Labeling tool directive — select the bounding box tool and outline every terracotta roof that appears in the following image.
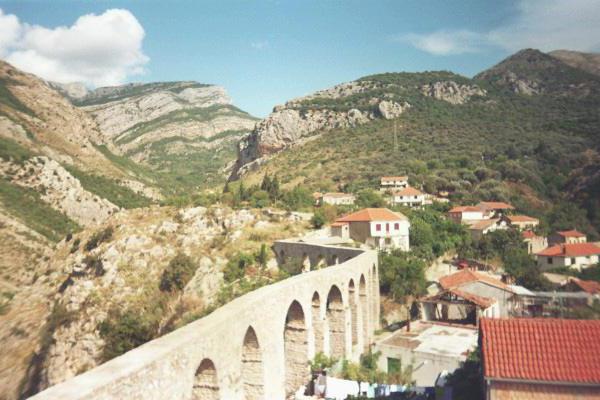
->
[522,230,537,239]
[381,176,408,182]
[508,215,539,223]
[422,288,496,308]
[330,222,348,227]
[439,269,511,292]
[336,208,407,222]
[480,318,600,384]
[466,218,499,231]
[449,206,482,213]
[536,243,600,257]
[392,186,424,196]
[323,192,355,198]
[568,277,600,295]
[557,229,586,238]
[478,201,515,210]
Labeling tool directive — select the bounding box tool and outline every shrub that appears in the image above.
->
[99,308,159,361]
[311,209,327,229]
[223,252,255,283]
[85,226,114,252]
[83,254,105,277]
[159,253,196,292]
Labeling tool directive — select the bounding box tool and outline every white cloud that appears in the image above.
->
[0,9,21,56]
[250,41,269,50]
[398,0,600,56]
[396,30,486,56]
[0,8,149,87]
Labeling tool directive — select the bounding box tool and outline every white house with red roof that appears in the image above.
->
[507,215,539,230]
[317,192,355,206]
[548,229,587,246]
[379,176,408,192]
[522,230,547,254]
[477,201,515,217]
[480,318,600,400]
[447,206,489,223]
[389,186,426,208]
[334,208,410,251]
[535,242,600,270]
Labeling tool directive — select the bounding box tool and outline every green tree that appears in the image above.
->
[311,209,327,229]
[250,190,270,208]
[223,252,255,283]
[159,253,197,292]
[356,189,385,208]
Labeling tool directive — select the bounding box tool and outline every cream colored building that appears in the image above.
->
[335,208,410,251]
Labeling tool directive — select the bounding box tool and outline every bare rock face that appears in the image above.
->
[0,156,119,227]
[231,79,411,178]
[420,81,487,104]
[494,72,542,95]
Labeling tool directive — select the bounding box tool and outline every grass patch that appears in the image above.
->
[0,177,80,241]
[0,136,34,165]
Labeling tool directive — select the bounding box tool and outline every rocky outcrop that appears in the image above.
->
[420,81,487,103]
[549,50,600,78]
[231,79,411,178]
[1,157,119,227]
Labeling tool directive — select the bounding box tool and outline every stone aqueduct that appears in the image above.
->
[30,241,380,400]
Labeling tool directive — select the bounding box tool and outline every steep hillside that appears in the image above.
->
[55,81,259,193]
[549,50,600,78]
[17,205,307,397]
[234,49,600,236]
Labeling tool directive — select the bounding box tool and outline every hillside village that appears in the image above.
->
[0,31,599,400]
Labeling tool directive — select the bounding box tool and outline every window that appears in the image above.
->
[375,224,381,231]
[394,223,399,230]
[548,257,553,264]
[386,223,390,232]
[571,258,576,265]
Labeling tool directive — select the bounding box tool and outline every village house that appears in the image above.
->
[421,287,500,325]
[334,208,410,251]
[480,318,600,400]
[548,229,587,246]
[429,269,522,319]
[535,242,600,271]
[477,201,515,218]
[379,176,408,192]
[317,192,355,206]
[507,215,539,230]
[465,218,508,241]
[522,230,548,254]
[389,186,426,208]
[447,206,489,224]
[329,221,350,239]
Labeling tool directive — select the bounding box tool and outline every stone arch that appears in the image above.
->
[326,285,346,358]
[371,264,378,330]
[242,326,264,400]
[284,300,309,395]
[316,254,327,269]
[359,274,368,350]
[348,279,358,346]
[192,358,219,400]
[312,292,324,354]
[302,254,310,272]
[332,255,339,265]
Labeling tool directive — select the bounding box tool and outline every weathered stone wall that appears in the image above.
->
[29,243,379,400]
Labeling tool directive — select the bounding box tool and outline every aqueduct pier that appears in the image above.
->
[29,240,380,400]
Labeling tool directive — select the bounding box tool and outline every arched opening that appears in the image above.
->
[312,292,324,354]
[326,285,346,358]
[279,249,286,264]
[242,326,264,400]
[371,264,378,330]
[284,300,309,395]
[316,255,326,269]
[302,254,310,272]
[348,279,358,346]
[359,275,368,350]
[332,255,339,265]
[192,358,219,400]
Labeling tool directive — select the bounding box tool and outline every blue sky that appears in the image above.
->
[1,0,599,116]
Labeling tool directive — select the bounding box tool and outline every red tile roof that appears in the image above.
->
[508,215,539,223]
[568,277,600,295]
[466,218,499,231]
[449,206,482,213]
[330,222,348,227]
[392,186,424,196]
[558,229,586,238]
[478,201,515,210]
[336,208,407,222]
[439,269,512,292]
[480,318,600,384]
[536,243,600,257]
[422,288,496,308]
